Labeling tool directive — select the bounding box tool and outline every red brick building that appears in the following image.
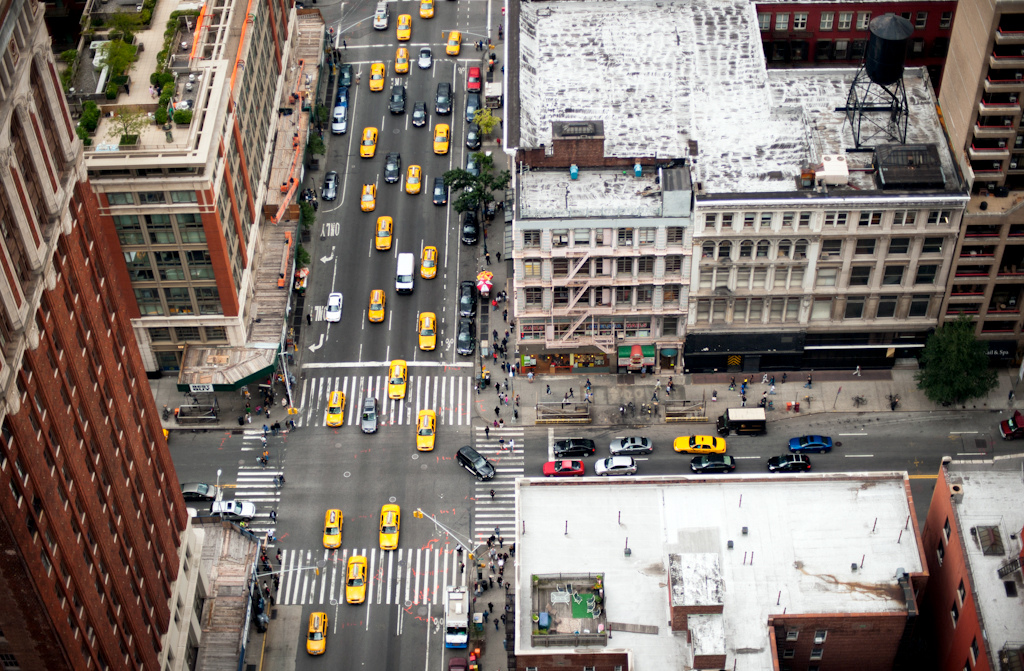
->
[755,1,957,87]
[0,1,188,669]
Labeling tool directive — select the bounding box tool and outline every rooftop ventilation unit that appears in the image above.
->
[817,155,849,186]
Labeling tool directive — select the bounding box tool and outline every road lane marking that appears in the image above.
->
[950,431,979,435]
[844,454,874,458]
[303,360,473,368]
[838,433,867,436]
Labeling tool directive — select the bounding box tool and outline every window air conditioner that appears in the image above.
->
[1012,161,1019,169]
[1018,73,1024,80]
[999,140,1007,147]
[1011,95,1018,103]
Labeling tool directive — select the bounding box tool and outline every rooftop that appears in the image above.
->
[515,0,961,196]
[945,462,1024,663]
[513,473,924,670]
[519,170,665,219]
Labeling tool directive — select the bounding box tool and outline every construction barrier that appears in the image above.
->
[535,402,591,425]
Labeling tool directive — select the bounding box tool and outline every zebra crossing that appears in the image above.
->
[235,430,284,534]
[471,426,524,544]
[273,545,468,606]
[297,373,475,427]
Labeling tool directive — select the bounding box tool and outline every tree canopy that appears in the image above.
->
[443,152,510,214]
[915,314,998,406]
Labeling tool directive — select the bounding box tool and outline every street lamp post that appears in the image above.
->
[216,468,222,497]
[413,509,481,559]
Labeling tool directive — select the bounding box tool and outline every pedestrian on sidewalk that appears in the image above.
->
[515,394,520,406]
[495,618,500,631]
[569,387,575,398]
[805,374,813,388]
[546,384,551,395]
[485,252,491,265]
[509,439,515,453]
[496,252,502,262]
[306,313,312,326]
[269,509,277,522]
[562,393,569,408]
[655,378,662,391]
[502,308,508,322]
[499,418,505,428]
[1011,389,1016,403]
[762,373,769,384]
[769,384,776,395]
[741,395,747,407]
[782,372,788,384]
[853,365,862,376]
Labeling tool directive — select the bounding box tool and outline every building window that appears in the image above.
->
[783,649,796,659]
[851,40,866,60]
[738,240,753,258]
[820,12,834,30]
[856,12,871,30]
[824,211,848,227]
[915,12,927,29]
[915,264,938,284]
[877,295,897,318]
[950,601,959,627]
[775,13,789,30]
[845,296,865,319]
[838,11,853,30]
[971,637,979,663]
[552,229,569,247]
[793,12,807,29]
[820,239,842,257]
[155,251,185,280]
[616,258,632,275]
[835,39,849,59]
[936,542,945,566]
[696,299,711,322]
[170,191,198,203]
[139,192,166,204]
[814,630,828,644]
[719,241,732,259]
[786,629,799,641]
[165,288,194,315]
[859,211,882,226]
[810,649,824,661]
[149,328,171,342]
[665,256,683,273]
[909,295,930,317]
[758,13,771,31]
[811,298,832,320]
[636,286,653,304]
[147,214,176,244]
[553,288,569,306]
[124,251,154,281]
[524,288,542,306]
[135,289,164,316]
[893,210,918,226]
[667,226,684,243]
[175,327,200,341]
[849,267,871,286]
[573,228,591,245]
[855,239,876,255]
[721,214,734,229]
[204,327,227,341]
[638,228,656,245]
[958,580,966,605]
[617,228,634,245]
[637,257,655,274]
[927,210,951,226]
[113,216,144,245]
[743,213,756,228]
[756,241,771,258]
[889,238,910,254]
[107,192,134,205]
[940,11,952,28]
[195,286,222,315]
[615,287,632,304]
[883,266,904,285]
[944,517,951,541]
[663,316,679,335]
[760,212,773,228]
[923,237,944,254]
[186,250,215,280]
[702,241,716,259]
[523,260,541,277]
[523,231,540,247]
[816,39,832,60]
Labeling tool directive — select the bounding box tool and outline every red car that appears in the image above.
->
[542,460,584,477]
[466,66,481,92]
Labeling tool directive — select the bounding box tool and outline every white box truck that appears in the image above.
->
[444,586,469,648]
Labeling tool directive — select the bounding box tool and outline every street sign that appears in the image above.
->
[189,383,214,393]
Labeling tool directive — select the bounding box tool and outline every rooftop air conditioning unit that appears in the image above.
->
[817,154,849,186]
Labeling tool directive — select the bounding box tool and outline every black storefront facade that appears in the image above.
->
[683,329,932,373]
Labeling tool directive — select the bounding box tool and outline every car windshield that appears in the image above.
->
[409,174,419,183]
[391,374,404,384]
[438,93,449,104]
[325,525,339,535]
[458,329,471,344]
[418,425,433,436]
[195,483,210,495]
[382,523,397,533]
[363,136,374,145]
[363,411,375,421]
[421,327,434,336]
[309,631,323,641]
[436,185,444,195]
[348,575,363,586]
[472,455,488,469]
[435,131,446,141]
[424,257,435,266]
[328,404,341,414]
[362,193,372,201]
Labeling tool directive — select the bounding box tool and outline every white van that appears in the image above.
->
[396,253,415,294]
[373,2,389,30]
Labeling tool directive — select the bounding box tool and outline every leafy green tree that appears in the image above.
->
[472,108,500,137]
[299,202,315,231]
[296,244,311,269]
[102,40,138,77]
[107,12,144,41]
[443,152,510,214]
[106,106,149,143]
[307,134,325,156]
[915,314,998,406]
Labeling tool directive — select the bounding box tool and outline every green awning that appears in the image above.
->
[661,348,678,356]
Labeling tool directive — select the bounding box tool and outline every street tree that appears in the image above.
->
[471,108,500,137]
[106,106,149,144]
[915,314,998,406]
[443,152,510,214]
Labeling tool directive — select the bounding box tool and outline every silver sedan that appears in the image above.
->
[595,456,638,476]
[608,436,653,455]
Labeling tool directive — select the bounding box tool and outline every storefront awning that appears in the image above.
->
[661,348,678,356]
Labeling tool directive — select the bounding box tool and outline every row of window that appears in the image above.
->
[767,37,948,63]
[522,256,686,278]
[114,214,206,246]
[758,10,951,33]
[701,237,945,262]
[106,191,198,206]
[703,209,952,233]
[123,250,215,282]
[134,287,222,316]
[519,316,680,341]
[150,326,227,343]
[522,227,686,248]
[699,262,940,291]
[522,285,685,307]
[696,294,933,324]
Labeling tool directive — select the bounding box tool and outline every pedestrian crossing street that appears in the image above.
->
[236,431,284,534]
[274,545,470,606]
[297,373,475,427]
[471,426,523,544]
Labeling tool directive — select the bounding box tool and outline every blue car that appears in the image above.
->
[788,435,833,454]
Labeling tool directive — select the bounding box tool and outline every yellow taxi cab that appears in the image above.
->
[421,246,438,279]
[405,165,422,194]
[322,508,343,548]
[446,30,461,56]
[345,555,368,604]
[388,359,408,399]
[395,47,410,74]
[368,289,386,323]
[417,311,437,351]
[419,0,434,19]
[326,390,345,427]
[369,62,386,91]
[360,126,378,158]
[673,435,727,454]
[306,612,328,655]
[375,216,393,250]
[397,14,412,41]
[379,504,401,550]
[433,123,450,155]
[360,183,377,212]
[416,409,436,451]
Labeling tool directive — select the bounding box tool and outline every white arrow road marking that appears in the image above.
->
[320,246,336,264]
[308,333,325,353]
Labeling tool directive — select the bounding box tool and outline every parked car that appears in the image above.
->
[456,318,476,356]
[466,66,482,92]
[339,64,353,87]
[435,82,452,115]
[689,454,736,474]
[553,438,596,458]
[331,105,348,134]
[465,92,481,123]
[460,211,479,245]
[465,153,480,177]
[322,171,338,200]
[542,460,584,477]
[458,281,476,317]
[181,482,219,502]
[418,47,433,69]
[788,435,833,454]
[609,436,653,455]
[360,397,379,433]
[384,152,402,183]
[456,445,495,480]
[595,456,637,476]
[210,500,256,521]
[465,123,481,149]
[432,177,448,205]
[412,101,428,127]
[1000,410,1024,439]
[389,85,407,114]
[767,454,811,473]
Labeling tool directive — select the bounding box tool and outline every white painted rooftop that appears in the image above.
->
[516,0,958,195]
[519,171,664,218]
[513,474,923,670]
[946,463,1024,662]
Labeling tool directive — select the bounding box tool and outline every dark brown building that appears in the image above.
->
[0,1,187,668]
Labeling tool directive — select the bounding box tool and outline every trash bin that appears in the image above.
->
[794,401,800,413]
[786,402,793,412]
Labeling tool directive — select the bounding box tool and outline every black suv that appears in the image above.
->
[553,438,597,458]
[458,281,476,317]
[384,152,401,183]
[461,211,479,245]
[389,85,406,114]
[456,318,476,356]
[432,177,448,205]
[456,446,495,480]
[435,82,452,115]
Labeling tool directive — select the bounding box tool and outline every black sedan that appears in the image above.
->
[384,152,401,183]
[435,82,452,115]
[432,177,448,205]
[553,438,596,458]
[465,92,481,123]
[767,454,811,473]
[389,85,406,114]
[690,454,736,474]
[466,123,481,149]
[412,101,427,127]
[456,446,494,480]
[458,281,476,317]
[339,64,353,88]
[456,318,476,356]
[461,212,479,245]
[465,153,480,177]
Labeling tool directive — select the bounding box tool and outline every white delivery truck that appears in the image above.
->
[444,586,469,648]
